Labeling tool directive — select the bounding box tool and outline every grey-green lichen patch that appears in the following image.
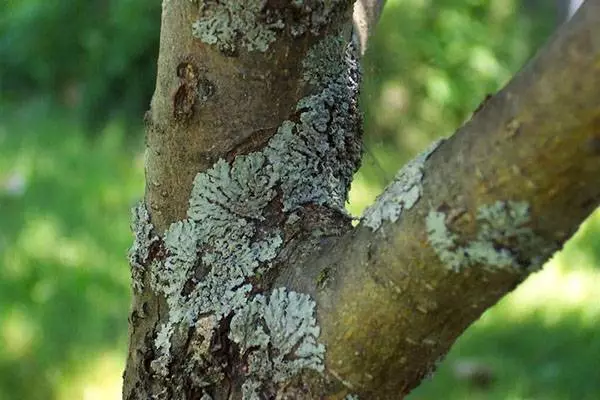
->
[302,35,347,86]
[150,154,284,375]
[361,140,444,231]
[147,34,360,391]
[426,200,553,272]
[424,211,462,271]
[266,40,361,212]
[189,154,278,221]
[287,0,347,38]
[345,395,359,400]
[128,201,158,292]
[191,0,284,53]
[229,287,325,399]
[241,380,262,400]
[150,218,202,375]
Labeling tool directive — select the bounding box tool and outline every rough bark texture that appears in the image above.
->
[314,3,600,397]
[126,1,362,399]
[146,1,337,233]
[124,1,600,399]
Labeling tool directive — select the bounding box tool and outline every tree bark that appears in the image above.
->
[124,1,600,399]
[352,0,386,54]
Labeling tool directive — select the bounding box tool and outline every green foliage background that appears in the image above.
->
[1,1,599,399]
[0,0,160,128]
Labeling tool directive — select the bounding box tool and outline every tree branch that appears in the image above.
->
[309,2,600,397]
[125,1,600,399]
[353,0,386,54]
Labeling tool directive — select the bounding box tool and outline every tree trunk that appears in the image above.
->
[123,1,600,399]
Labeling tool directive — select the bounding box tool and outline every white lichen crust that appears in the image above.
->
[191,0,284,53]
[146,32,361,392]
[302,35,347,86]
[361,140,444,230]
[128,201,158,292]
[426,200,553,272]
[191,1,348,53]
[150,155,284,374]
[268,39,361,212]
[287,0,347,38]
[230,288,326,399]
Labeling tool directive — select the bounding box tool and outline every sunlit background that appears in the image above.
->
[1,0,598,399]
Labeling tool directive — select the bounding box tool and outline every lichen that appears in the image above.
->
[229,288,326,399]
[189,155,278,221]
[287,0,347,38]
[241,379,262,400]
[361,140,444,230]
[149,155,284,374]
[128,201,158,292]
[149,218,202,374]
[145,30,361,394]
[426,200,553,272]
[266,39,361,212]
[302,35,347,86]
[424,211,463,271]
[152,323,176,376]
[190,1,349,53]
[191,0,284,53]
[345,395,359,400]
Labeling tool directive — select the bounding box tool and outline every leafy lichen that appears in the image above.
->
[241,380,262,400]
[189,154,278,221]
[426,200,554,272]
[128,201,158,292]
[302,35,347,86]
[150,154,284,374]
[266,38,361,212]
[287,0,347,38]
[190,1,349,54]
[229,288,326,399]
[191,0,284,53]
[424,211,463,271]
[361,140,443,230]
[144,30,361,394]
